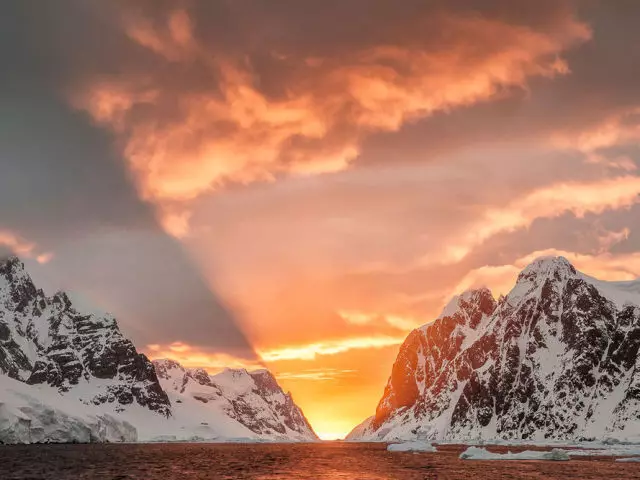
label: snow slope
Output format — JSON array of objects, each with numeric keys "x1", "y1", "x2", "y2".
[
  {"x1": 349, "y1": 257, "x2": 640, "y2": 443},
  {"x1": 0, "y1": 374, "x2": 136, "y2": 443},
  {"x1": 151, "y1": 359, "x2": 318, "y2": 442}
]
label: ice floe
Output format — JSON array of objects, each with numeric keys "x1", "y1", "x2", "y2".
[{"x1": 460, "y1": 446, "x2": 569, "y2": 461}]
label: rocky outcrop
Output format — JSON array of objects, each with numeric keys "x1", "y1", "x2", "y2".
[
  {"x1": 0, "y1": 256, "x2": 170, "y2": 416},
  {"x1": 349, "y1": 257, "x2": 640, "y2": 442}
]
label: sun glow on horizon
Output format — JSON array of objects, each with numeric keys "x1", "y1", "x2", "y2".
[
  {"x1": 143, "y1": 337, "x2": 401, "y2": 440},
  {"x1": 316, "y1": 432, "x2": 348, "y2": 441}
]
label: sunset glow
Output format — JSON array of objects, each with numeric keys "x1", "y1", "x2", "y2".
[{"x1": 5, "y1": 0, "x2": 640, "y2": 442}]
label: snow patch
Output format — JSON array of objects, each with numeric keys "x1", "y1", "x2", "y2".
[{"x1": 0, "y1": 375, "x2": 136, "y2": 444}]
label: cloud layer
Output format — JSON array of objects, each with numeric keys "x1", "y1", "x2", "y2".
[{"x1": 66, "y1": 0, "x2": 590, "y2": 234}]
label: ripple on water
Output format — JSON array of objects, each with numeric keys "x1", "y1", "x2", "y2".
[{"x1": 0, "y1": 442, "x2": 638, "y2": 480}]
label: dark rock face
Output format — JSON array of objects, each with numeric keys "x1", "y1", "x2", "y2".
[
  {"x1": 353, "y1": 257, "x2": 640, "y2": 441},
  {"x1": 0, "y1": 256, "x2": 171, "y2": 416},
  {"x1": 188, "y1": 368, "x2": 215, "y2": 387}
]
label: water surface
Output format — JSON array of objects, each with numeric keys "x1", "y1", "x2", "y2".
[{"x1": 1, "y1": 442, "x2": 637, "y2": 479}]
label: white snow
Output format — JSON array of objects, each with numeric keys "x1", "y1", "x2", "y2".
[
  {"x1": 563, "y1": 440, "x2": 640, "y2": 458},
  {"x1": 581, "y1": 275, "x2": 640, "y2": 310},
  {"x1": 0, "y1": 360, "x2": 318, "y2": 444},
  {"x1": 460, "y1": 446, "x2": 570, "y2": 461},
  {"x1": 437, "y1": 288, "x2": 491, "y2": 321},
  {"x1": 211, "y1": 368, "x2": 257, "y2": 397},
  {"x1": 617, "y1": 457, "x2": 640, "y2": 462},
  {"x1": 150, "y1": 360, "x2": 318, "y2": 443},
  {"x1": 387, "y1": 441, "x2": 437, "y2": 452},
  {"x1": 345, "y1": 416, "x2": 374, "y2": 441},
  {"x1": 0, "y1": 374, "x2": 136, "y2": 444}
]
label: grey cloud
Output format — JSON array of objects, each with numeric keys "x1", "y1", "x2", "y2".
[{"x1": 0, "y1": 1, "x2": 257, "y2": 359}]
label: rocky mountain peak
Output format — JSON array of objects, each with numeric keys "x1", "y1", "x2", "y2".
[
  {"x1": 353, "y1": 257, "x2": 640, "y2": 443},
  {"x1": 0, "y1": 255, "x2": 25, "y2": 274},
  {"x1": 0, "y1": 256, "x2": 37, "y2": 292},
  {"x1": 0, "y1": 256, "x2": 40, "y2": 311},
  {"x1": 187, "y1": 367, "x2": 214, "y2": 387},
  {"x1": 437, "y1": 287, "x2": 496, "y2": 325},
  {"x1": 516, "y1": 255, "x2": 577, "y2": 285},
  {"x1": 249, "y1": 368, "x2": 282, "y2": 394},
  {"x1": 501, "y1": 255, "x2": 579, "y2": 311},
  {"x1": 154, "y1": 358, "x2": 185, "y2": 378},
  {"x1": 0, "y1": 257, "x2": 171, "y2": 416}
]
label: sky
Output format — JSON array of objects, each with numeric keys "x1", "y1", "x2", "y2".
[{"x1": 2, "y1": 0, "x2": 640, "y2": 439}]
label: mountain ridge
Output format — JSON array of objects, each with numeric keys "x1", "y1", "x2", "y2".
[
  {"x1": 0, "y1": 255, "x2": 171, "y2": 415},
  {"x1": 153, "y1": 358, "x2": 318, "y2": 441},
  {"x1": 0, "y1": 256, "x2": 317, "y2": 443},
  {"x1": 347, "y1": 256, "x2": 640, "y2": 442}
]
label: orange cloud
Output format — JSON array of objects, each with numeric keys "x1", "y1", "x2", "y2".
[
  {"x1": 0, "y1": 229, "x2": 52, "y2": 263},
  {"x1": 554, "y1": 107, "x2": 640, "y2": 152},
  {"x1": 552, "y1": 107, "x2": 640, "y2": 170},
  {"x1": 595, "y1": 227, "x2": 630, "y2": 254},
  {"x1": 145, "y1": 342, "x2": 263, "y2": 372},
  {"x1": 258, "y1": 335, "x2": 406, "y2": 362},
  {"x1": 449, "y1": 264, "x2": 521, "y2": 298},
  {"x1": 421, "y1": 176, "x2": 640, "y2": 266},
  {"x1": 123, "y1": 9, "x2": 196, "y2": 62},
  {"x1": 0, "y1": 230, "x2": 35, "y2": 256},
  {"x1": 338, "y1": 310, "x2": 421, "y2": 330},
  {"x1": 35, "y1": 253, "x2": 54, "y2": 264},
  {"x1": 146, "y1": 335, "x2": 406, "y2": 369},
  {"x1": 275, "y1": 369, "x2": 357, "y2": 381},
  {"x1": 71, "y1": 5, "x2": 590, "y2": 235}
]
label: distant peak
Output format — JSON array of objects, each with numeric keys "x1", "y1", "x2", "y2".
[
  {"x1": 222, "y1": 367, "x2": 249, "y2": 375},
  {"x1": 153, "y1": 358, "x2": 185, "y2": 370},
  {"x1": 249, "y1": 368, "x2": 282, "y2": 393},
  {"x1": 186, "y1": 367, "x2": 214, "y2": 386},
  {"x1": 0, "y1": 255, "x2": 34, "y2": 288},
  {"x1": 518, "y1": 256, "x2": 577, "y2": 281},
  {"x1": 249, "y1": 368, "x2": 276, "y2": 381},
  {"x1": 0, "y1": 255, "x2": 24, "y2": 271},
  {"x1": 499, "y1": 256, "x2": 580, "y2": 309},
  {"x1": 460, "y1": 286, "x2": 493, "y2": 300},
  {"x1": 438, "y1": 287, "x2": 496, "y2": 320},
  {"x1": 51, "y1": 291, "x2": 72, "y2": 309}
]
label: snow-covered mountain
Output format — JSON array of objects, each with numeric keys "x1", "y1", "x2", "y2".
[
  {"x1": 152, "y1": 359, "x2": 317, "y2": 441},
  {"x1": 0, "y1": 256, "x2": 170, "y2": 415},
  {"x1": 347, "y1": 256, "x2": 640, "y2": 443},
  {"x1": 0, "y1": 256, "x2": 317, "y2": 443}
]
